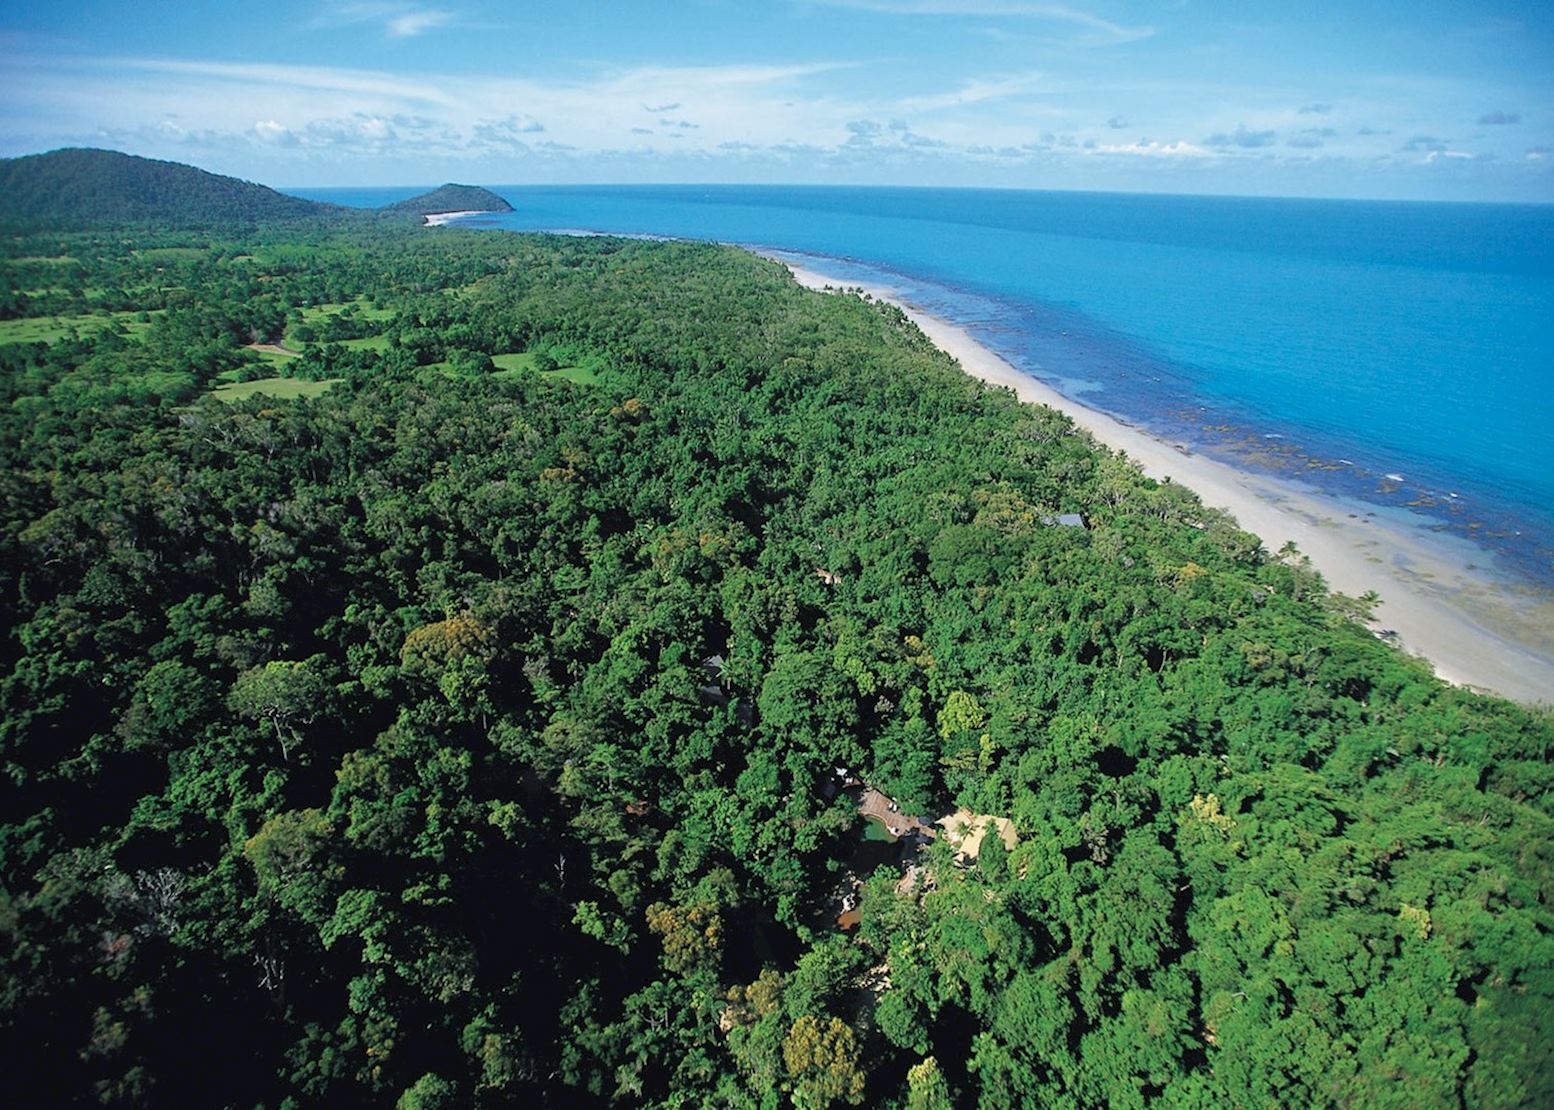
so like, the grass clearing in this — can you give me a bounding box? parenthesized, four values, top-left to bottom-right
(289, 298, 397, 347)
(335, 334, 393, 352)
(0, 311, 156, 345)
(298, 296, 396, 325)
(490, 351, 600, 384)
(136, 247, 207, 261)
(244, 343, 303, 369)
(211, 377, 340, 402)
(546, 364, 600, 385)
(489, 352, 534, 372)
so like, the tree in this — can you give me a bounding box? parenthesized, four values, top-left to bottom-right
(783, 1015, 866, 1108)
(397, 1072, 457, 1109)
(116, 660, 219, 751)
(243, 807, 340, 923)
(978, 824, 1010, 883)
(906, 1056, 954, 1110)
(644, 901, 722, 976)
(227, 659, 329, 760)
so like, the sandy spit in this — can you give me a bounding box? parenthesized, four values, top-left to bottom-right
(775, 256, 1554, 706)
(422, 211, 488, 227)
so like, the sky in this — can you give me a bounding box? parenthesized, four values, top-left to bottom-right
(2, 1, 1551, 201)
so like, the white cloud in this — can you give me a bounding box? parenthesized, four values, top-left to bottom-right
(1091, 139, 1208, 158)
(5, 45, 1533, 195)
(253, 119, 295, 145)
(1203, 124, 1277, 149)
(245, 113, 404, 152)
(812, 1, 1154, 45)
(0, 53, 853, 165)
(896, 72, 1046, 112)
(319, 3, 457, 39)
(473, 113, 545, 144)
(386, 10, 452, 38)
(119, 58, 458, 107)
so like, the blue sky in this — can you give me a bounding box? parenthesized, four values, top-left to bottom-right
(2, 1, 1551, 200)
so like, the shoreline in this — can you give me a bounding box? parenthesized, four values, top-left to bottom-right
(422, 210, 489, 226)
(775, 255, 1554, 706)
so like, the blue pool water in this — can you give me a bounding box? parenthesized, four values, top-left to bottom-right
(291, 184, 1554, 583)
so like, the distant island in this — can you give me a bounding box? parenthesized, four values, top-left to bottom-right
(386, 183, 514, 222)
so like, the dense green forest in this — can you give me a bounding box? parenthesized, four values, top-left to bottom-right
(388, 185, 514, 216)
(1, 217, 1551, 1108)
(0, 150, 336, 227)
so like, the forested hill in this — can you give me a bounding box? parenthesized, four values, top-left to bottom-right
(0, 148, 335, 227)
(1, 222, 1551, 1107)
(386, 183, 514, 216)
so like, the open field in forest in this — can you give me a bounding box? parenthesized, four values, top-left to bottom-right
(242, 343, 302, 368)
(491, 351, 599, 384)
(0, 311, 155, 344)
(134, 247, 207, 261)
(211, 376, 340, 401)
(297, 296, 395, 325)
(335, 334, 393, 352)
(286, 298, 398, 348)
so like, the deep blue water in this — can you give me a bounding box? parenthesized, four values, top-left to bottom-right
(291, 184, 1554, 583)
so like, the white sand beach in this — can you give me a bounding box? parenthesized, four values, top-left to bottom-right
(779, 258, 1554, 705)
(422, 210, 486, 226)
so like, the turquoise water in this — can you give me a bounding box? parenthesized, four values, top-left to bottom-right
(294, 184, 1554, 583)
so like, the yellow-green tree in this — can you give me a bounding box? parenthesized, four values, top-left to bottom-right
(783, 1015, 865, 1108)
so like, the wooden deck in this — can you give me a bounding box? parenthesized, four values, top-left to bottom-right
(855, 785, 937, 841)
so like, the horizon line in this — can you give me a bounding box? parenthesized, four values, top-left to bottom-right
(278, 178, 1554, 208)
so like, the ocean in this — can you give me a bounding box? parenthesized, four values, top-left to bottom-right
(291, 184, 1554, 585)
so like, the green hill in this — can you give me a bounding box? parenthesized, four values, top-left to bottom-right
(386, 182, 513, 217)
(0, 148, 334, 226)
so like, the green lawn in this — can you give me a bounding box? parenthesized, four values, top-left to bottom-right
(0, 311, 155, 345)
(288, 298, 397, 348)
(490, 351, 599, 384)
(489, 352, 534, 372)
(245, 345, 303, 369)
(298, 296, 396, 325)
(211, 377, 341, 402)
(545, 364, 600, 385)
(335, 334, 393, 352)
(136, 247, 207, 261)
